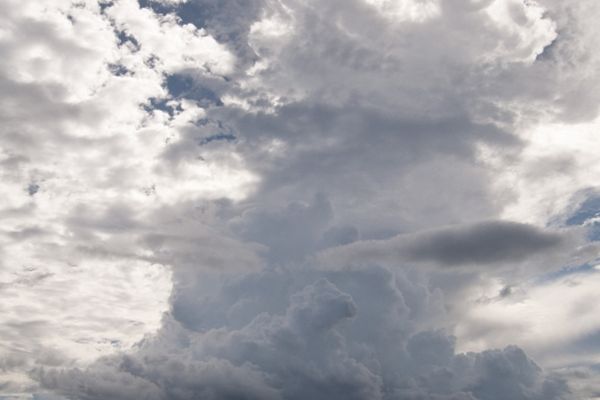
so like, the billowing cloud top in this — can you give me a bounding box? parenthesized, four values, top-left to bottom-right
(1, 0, 600, 399)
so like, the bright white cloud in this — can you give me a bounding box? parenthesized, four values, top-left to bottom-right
(488, 117, 600, 226)
(0, 0, 257, 395)
(455, 270, 600, 368)
(364, 0, 440, 22)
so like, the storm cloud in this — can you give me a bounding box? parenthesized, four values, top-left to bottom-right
(2, 0, 600, 399)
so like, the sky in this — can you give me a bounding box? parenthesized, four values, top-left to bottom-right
(1, 0, 600, 399)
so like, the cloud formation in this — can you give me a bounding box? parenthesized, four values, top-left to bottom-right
(36, 267, 570, 400)
(318, 220, 569, 270)
(1, 0, 600, 398)
(405, 221, 564, 265)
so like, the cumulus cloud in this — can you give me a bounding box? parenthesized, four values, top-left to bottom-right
(35, 266, 569, 400)
(0, 0, 254, 393)
(2, 0, 600, 398)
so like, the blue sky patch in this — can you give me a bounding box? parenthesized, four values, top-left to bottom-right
(165, 73, 223, 106)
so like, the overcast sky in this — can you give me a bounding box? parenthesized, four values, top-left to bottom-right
(1, 0, 600, 399)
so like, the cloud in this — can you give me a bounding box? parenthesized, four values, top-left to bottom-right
(455, 267, 600, 370)
(35, 266, 569, 400)
(318, 220, 572, 272)
(230, 192, 334, 263)
(0, 0, 253, 393)
(2, 0, 600, 398)
(405, 221, 564, 266)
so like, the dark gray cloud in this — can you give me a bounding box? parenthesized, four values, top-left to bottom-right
(406, 221, 564, 266)
(318, 220, 569, 274)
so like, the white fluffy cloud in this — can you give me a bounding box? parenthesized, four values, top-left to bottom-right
(0, 0, 256, 394)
